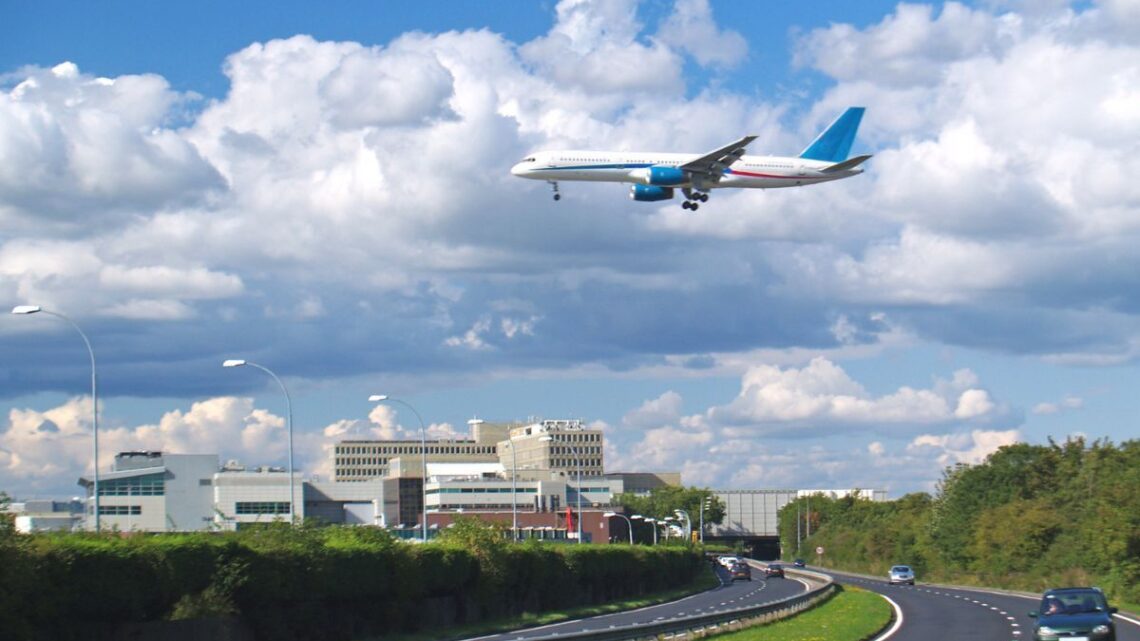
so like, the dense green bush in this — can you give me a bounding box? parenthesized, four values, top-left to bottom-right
(0, 521, 704, 641)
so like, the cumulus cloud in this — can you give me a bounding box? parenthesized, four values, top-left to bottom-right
(656, 0, 748, 67)
(1, 1, 1138, 498)
(0, 62, 223, 229)
(0, 396, 312, 495)
(710, 357, 999, 431)
(1032, 394, 1083, 415)
(907, 428, 1021, 467)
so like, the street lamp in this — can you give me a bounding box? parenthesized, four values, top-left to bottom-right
(632, 515, 657, 544)
(13, 305, 101, 532)
(699, 495, 713, 544)
(603, 511, 634, 544)
(492, 421, 520, 541)
(371, 395, 428, 542)
(674, 508, 691, 542)
(223, 359, 296, 525)
(540, 434, 582, 544)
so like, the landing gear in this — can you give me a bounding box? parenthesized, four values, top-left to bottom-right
(681, 188, 709, 210)
(549, 181, 561, 201)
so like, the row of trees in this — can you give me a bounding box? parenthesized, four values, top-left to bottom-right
(613, 485, 726, 539)
(0, 517, 706, 641)
(778, 438, 1140, 605)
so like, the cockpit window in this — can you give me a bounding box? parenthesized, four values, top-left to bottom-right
(520, 157, 536, 163)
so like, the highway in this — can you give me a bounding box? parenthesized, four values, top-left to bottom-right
(831, 569, 1140, 641)
(461, 562, 807, 641)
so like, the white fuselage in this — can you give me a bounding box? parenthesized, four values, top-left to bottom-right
(510, 150, 863, 189)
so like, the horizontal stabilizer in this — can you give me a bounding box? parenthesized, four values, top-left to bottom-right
(821, 154, 873, 173)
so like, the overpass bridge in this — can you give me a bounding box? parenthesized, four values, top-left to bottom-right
(705, 489, 886, 559)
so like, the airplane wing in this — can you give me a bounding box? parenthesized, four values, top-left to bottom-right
(680, 135, 757, 184)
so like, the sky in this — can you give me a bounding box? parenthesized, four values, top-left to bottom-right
(2, 0, 1139, 500)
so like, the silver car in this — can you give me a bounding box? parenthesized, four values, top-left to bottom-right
(888, 565, 915, 585)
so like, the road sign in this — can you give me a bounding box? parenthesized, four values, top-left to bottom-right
(815, 546, 824, 555)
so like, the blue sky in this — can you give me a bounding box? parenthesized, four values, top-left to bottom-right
(2, 0, 1139, 499)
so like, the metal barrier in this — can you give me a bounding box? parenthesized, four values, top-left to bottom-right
(516, 566, 836, 641)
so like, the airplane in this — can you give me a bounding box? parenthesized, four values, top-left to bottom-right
(510, 107, 870, 210)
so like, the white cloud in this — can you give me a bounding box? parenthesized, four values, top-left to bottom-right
(711, 357, 997, 428)
(1032, 394, 1084, 415)
(907, 428, 1021, 467)
(519, 0, 684, 95)
(656, 0, 748, 67)
(0, 396, 308, 495)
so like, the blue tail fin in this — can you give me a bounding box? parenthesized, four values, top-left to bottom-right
(799, 107, 865, 162)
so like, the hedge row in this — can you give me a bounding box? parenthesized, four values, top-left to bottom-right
(0, 525, 704, 641)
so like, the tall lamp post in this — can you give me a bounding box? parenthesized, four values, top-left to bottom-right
(371, 395, 428, 542)
(699, 495, 713, 544)
(13, 305, 101, 532)
(498, 425, 519, 541)
(223, 359, 295, 524)
(603, 511, 634, 544)
(674, 508, 692, 542)
(540, 434, 581, 544)
(632, 515, 657, 544)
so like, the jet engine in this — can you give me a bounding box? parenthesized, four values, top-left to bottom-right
(629, 185, 675, 201)
(628, 165, 686, 186)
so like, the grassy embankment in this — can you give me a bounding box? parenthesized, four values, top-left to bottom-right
(382, 564, 723, 641)
(709, 585, 891, 641)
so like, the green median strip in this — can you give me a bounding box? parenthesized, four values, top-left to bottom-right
(706, 585, 892, 641)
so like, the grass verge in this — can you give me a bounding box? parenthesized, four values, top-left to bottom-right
(379, 565, 723, 641)
(707, 585, 892, 641)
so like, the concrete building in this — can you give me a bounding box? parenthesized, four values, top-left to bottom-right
(333, 420, 511, 481)
(334, 418, 606, 483)
(498, 419, 605, 480)
(605, 472, 682, 495)
(72, 451, 386, 532)
(79, 451, 218, 532)
(7, 499, 84, 533)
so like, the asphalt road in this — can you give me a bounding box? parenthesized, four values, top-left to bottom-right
(461, 562, 807, 641)
(831, 569, 1140, 641)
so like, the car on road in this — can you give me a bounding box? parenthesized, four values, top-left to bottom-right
(718, 555, 741, 568)
(887, 565, 915, 585)
(729, 562, 752, 581)
(764, 563, 785, 578)
(1029, 587, 1117, 641)
(793, 558, 806, 568)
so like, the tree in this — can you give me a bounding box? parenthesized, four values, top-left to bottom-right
(614, 486, 725, 541)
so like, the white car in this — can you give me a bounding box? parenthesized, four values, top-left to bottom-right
(888, 565, 915, 585)
(718, 555, 741, 568)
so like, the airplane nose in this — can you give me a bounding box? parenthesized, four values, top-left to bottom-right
(510, 163, 525, 176)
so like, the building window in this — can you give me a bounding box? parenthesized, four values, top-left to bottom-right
(98, 505, 141, 515)
(235, 502, 291, 515)
(98, 473, 165, 496)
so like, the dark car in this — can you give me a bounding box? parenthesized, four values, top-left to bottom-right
(764, 563, 785, 578)
(729, 562, 752, 581)
(793, 558, 806, 568)
(1029, 587, 1118, 641)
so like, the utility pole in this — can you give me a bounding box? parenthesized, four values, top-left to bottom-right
(806, 495, 811, 538)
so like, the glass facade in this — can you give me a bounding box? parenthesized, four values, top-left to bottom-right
(97, 473, 165, 496)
